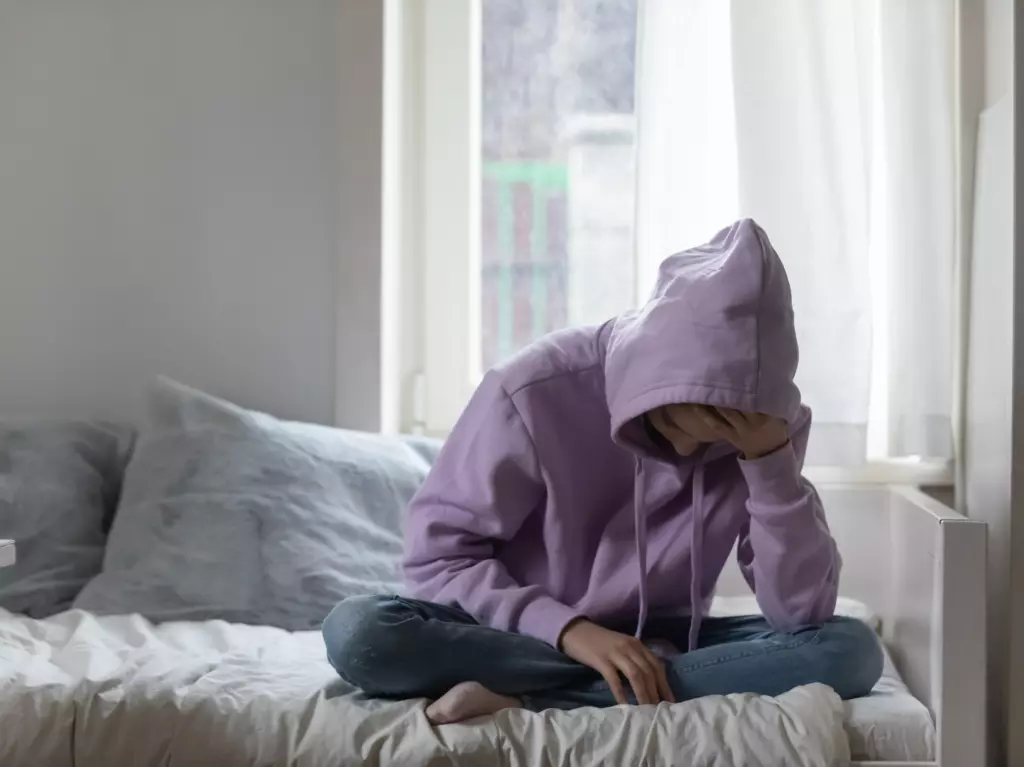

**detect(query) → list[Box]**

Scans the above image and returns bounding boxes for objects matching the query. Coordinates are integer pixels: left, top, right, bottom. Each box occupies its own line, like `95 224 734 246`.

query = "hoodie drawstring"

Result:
633 458 649 640
633 457 706 653
688 463 705 652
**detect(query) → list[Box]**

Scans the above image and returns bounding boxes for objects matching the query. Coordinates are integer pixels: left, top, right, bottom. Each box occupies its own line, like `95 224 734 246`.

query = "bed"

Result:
0 595 924 767
0 486 984 766
0 383 987 766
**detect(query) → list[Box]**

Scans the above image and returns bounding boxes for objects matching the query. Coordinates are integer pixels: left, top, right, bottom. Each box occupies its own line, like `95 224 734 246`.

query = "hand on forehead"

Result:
663 403 732 419
646 404 727 455
650 404 766 445
647 404 789 460
658 404 735 441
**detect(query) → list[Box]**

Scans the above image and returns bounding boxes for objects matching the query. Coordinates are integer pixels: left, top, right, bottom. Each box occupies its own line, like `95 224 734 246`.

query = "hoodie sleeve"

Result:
402 373 585 648
735 409 840 629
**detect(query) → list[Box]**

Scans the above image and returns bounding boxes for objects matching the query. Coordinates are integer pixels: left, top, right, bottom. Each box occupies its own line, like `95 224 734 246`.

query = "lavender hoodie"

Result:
403 219 840 652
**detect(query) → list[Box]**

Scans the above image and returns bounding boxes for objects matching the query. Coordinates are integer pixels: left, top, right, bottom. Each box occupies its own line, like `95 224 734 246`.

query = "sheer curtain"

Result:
634 0 955 465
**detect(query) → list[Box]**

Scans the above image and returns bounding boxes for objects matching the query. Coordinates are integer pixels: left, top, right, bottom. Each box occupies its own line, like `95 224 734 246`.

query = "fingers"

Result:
650 408 695 456
660 406 685 432
655 408 687 443
637 647 675 704
649 408 679 443
631 648 674 705
648 407 669 431
694 406 733 438
613 652 655 705
631 652 661 705
597 662 629 705
715 407 749 432
610 646 674 706
652 656 676 703
704 406 734 428
564 623 676 707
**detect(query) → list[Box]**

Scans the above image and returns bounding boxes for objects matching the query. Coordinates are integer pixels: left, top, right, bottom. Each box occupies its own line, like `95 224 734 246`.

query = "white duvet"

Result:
0 607 852 767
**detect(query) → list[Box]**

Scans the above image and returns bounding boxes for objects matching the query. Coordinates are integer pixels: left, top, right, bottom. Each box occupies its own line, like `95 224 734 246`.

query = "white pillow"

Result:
74 378 441 629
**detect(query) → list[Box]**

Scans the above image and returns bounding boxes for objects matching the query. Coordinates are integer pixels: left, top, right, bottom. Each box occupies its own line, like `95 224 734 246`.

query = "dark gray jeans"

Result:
322 594 883 711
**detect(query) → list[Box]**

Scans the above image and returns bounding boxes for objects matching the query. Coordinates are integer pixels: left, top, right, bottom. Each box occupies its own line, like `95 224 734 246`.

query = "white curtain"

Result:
634 0 955 465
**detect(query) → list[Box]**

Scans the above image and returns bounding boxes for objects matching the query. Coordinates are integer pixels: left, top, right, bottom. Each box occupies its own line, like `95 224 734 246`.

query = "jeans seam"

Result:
677 630 821 674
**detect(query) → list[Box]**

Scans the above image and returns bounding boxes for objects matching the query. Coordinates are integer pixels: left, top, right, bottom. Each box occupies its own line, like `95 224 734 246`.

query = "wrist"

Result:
557 617 587 651
738 442 806 503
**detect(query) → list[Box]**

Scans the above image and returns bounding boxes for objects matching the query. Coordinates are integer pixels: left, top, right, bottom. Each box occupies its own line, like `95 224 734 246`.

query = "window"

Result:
396 0 957 484
412 0 640 432
479 0 638 369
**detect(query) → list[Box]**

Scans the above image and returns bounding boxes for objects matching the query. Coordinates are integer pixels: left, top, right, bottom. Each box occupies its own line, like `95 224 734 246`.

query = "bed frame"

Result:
876 487 987 767
717 485 987 767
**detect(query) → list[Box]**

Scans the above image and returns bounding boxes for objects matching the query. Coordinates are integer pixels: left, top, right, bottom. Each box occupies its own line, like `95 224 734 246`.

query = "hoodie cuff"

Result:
515 596 586 649
738 442 806 505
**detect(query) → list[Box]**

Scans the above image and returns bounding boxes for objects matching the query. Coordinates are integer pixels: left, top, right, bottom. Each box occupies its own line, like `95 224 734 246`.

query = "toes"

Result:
424 700 450 725
425 682 520 725
425 685 468 724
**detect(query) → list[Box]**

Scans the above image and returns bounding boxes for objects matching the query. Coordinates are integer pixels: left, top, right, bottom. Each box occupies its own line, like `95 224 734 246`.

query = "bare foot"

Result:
425 681 523 724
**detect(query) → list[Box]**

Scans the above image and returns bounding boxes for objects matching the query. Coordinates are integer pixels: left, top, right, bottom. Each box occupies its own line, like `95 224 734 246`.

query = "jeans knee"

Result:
812 617 884 699
322 595 401 693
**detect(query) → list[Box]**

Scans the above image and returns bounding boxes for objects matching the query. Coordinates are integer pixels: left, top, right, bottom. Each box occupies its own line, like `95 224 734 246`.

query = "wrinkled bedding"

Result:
710 598 935 761
0 608 852 767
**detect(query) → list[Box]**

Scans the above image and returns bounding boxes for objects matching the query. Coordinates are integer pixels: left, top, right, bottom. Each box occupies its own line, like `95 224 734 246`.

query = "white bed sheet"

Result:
0 599 933 765
0 609 849 767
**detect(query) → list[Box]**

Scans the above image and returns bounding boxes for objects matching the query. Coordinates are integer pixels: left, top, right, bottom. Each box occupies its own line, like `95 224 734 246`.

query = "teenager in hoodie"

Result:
323 219 883 724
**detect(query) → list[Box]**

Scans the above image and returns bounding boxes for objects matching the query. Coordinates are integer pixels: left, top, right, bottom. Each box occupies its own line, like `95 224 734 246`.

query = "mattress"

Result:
845 648 935 761
0 600 934 765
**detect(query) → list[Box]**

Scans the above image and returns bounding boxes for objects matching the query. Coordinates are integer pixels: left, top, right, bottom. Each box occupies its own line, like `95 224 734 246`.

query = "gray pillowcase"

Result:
74 378 441 629
0 421 134 617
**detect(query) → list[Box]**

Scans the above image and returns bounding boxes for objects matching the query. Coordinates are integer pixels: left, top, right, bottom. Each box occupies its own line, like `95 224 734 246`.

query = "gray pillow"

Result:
74 378 441 629
0 421 134 617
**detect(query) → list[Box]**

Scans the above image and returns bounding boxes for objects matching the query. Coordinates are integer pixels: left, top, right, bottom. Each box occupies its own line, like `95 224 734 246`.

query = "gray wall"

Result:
0 1 384 429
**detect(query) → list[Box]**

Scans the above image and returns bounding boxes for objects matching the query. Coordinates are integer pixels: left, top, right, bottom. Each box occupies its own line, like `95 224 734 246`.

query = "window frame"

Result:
418 0 482 434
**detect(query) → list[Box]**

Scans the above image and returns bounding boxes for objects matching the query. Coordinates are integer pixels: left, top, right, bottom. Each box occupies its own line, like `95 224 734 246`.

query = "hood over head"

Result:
607 219 803 651
605 219 801 460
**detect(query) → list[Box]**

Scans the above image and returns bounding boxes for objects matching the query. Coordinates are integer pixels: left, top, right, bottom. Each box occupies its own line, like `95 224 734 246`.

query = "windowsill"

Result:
804 461 953 486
